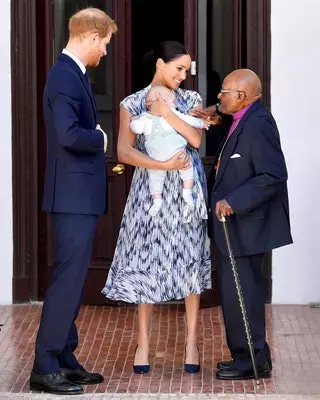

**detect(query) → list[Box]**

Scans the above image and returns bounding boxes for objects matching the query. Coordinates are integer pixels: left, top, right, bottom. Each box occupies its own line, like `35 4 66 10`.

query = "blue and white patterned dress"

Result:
102 85 212 304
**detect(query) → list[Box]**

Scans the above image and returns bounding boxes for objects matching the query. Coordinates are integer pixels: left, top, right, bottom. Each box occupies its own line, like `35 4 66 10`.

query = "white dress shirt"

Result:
62 49 107 151
62 48 86 74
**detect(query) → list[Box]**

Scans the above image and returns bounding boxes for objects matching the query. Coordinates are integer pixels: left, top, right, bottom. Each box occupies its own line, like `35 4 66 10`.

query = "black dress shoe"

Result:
217 359 233 370
216 361 271 380
217 358 272 371
61 367 104 385
30 371 83 395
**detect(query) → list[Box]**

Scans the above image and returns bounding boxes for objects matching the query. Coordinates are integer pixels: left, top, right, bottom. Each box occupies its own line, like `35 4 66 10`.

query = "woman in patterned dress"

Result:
102 41 212 373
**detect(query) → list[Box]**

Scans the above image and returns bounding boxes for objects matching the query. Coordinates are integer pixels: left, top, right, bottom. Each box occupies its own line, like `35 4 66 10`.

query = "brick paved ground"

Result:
0 304 320 398
0 395 319 400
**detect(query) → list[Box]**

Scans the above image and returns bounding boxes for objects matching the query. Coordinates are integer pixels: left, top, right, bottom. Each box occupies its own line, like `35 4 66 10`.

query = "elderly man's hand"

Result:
189 105 222 125
215 199 234 220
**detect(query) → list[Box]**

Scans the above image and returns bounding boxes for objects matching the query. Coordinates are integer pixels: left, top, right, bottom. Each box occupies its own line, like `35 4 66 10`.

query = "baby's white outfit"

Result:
130 109 205 216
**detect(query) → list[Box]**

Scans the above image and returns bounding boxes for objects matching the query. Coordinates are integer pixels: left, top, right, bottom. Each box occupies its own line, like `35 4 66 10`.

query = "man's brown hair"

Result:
69 7 118 38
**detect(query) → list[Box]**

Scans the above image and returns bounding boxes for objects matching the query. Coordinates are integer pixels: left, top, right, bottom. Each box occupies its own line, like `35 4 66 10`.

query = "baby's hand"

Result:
201 115 222 128
202 119 211 130
201 116 222 130
209 115 222 125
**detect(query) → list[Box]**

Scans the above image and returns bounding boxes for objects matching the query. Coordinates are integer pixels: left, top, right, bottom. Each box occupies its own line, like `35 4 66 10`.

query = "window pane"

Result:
53 0 114 155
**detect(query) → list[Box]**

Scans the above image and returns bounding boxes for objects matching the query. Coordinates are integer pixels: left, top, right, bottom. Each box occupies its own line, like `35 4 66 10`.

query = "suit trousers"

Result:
33 213 98 374
215 246 270 371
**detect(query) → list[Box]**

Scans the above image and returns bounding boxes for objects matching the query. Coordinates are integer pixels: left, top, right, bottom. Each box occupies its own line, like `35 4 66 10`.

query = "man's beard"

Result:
87 55 100 68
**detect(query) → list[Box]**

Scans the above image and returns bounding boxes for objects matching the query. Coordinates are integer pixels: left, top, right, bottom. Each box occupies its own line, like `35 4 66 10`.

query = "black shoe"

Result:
133 364 150 374
184 345 200 374
264 344 273 370
30 371 83 395
184 363 200 374
216 359 233 370
217 358 272 371
61 367 104 385
133 345 150 374
216 361 271 380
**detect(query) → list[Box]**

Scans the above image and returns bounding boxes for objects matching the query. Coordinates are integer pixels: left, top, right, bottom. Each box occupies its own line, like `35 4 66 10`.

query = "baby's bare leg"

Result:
183 179 194 190
148 170 166 216
180 167 194 207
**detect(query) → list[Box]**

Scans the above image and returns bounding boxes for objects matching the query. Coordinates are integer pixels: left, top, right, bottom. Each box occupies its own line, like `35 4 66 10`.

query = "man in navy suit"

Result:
208 69 293 380
30 8 117 395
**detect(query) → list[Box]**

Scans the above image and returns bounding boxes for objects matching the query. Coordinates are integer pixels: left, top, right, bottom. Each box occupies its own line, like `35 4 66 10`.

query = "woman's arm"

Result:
165 107 203 148
148 95 203 148
117 106 190 170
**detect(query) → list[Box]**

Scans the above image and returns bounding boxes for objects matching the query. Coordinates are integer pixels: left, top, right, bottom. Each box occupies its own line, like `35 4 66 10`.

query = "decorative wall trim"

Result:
11 0 38 302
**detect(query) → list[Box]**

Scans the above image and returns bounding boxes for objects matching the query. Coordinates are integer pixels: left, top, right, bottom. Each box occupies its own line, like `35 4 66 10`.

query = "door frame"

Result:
11 0 271 303
184 0 198 91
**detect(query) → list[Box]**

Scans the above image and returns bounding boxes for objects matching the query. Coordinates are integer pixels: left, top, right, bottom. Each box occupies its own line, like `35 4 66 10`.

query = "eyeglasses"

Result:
220 89 246 97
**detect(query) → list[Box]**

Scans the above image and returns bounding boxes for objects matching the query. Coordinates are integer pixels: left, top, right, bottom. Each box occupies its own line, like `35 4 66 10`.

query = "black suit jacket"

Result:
42 54 107 215
211 100 293 257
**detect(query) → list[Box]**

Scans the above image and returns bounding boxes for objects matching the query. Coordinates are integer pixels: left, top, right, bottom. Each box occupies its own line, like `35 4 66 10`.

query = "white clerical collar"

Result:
62 49 86 75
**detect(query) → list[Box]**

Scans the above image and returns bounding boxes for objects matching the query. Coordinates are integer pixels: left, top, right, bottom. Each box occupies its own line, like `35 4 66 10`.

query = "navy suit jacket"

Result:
42 54 107 215
211 100 293 257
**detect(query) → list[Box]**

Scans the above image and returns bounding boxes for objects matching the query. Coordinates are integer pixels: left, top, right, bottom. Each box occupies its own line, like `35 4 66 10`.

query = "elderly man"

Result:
208 69 292 380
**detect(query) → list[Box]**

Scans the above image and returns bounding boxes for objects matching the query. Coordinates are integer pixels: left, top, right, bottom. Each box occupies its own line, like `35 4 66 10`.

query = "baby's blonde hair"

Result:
146 86 175 104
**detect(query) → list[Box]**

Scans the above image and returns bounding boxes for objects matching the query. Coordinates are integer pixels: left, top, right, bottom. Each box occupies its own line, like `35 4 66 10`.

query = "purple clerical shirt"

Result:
215 103 254 176
227 102 253 140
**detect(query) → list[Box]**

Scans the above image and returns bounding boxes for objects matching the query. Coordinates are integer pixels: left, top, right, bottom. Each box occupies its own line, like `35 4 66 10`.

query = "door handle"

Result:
112 163 125 175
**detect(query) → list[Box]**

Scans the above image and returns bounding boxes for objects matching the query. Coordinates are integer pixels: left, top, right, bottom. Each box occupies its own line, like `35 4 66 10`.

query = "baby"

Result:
130 85 210 216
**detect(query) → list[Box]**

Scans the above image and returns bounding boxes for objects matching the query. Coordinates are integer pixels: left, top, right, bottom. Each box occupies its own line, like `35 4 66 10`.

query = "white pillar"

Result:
271 0 320 303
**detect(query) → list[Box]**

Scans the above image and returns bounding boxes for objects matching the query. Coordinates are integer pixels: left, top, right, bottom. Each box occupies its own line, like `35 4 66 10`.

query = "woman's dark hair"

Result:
143 41 188 75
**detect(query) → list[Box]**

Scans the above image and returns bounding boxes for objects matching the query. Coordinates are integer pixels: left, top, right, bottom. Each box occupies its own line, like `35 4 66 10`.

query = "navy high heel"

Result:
133 345 150 374
184 345 200 374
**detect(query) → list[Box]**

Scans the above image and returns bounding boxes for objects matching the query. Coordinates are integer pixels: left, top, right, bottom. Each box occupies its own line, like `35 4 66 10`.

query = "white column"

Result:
271 0 320 303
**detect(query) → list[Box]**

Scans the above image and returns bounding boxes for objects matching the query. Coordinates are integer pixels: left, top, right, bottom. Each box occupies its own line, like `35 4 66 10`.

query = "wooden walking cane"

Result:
220 214 260 384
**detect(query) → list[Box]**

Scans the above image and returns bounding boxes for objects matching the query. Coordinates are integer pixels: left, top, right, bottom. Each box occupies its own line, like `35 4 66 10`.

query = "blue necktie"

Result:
84 72 98 115
84 72 92 92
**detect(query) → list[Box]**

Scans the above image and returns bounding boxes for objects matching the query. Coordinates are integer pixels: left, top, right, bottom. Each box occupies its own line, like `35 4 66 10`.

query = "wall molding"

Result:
11 0 38 302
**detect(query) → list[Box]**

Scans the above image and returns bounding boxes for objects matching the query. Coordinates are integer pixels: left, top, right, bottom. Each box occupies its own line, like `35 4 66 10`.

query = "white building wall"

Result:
0 0 12 304
271 0 320 303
